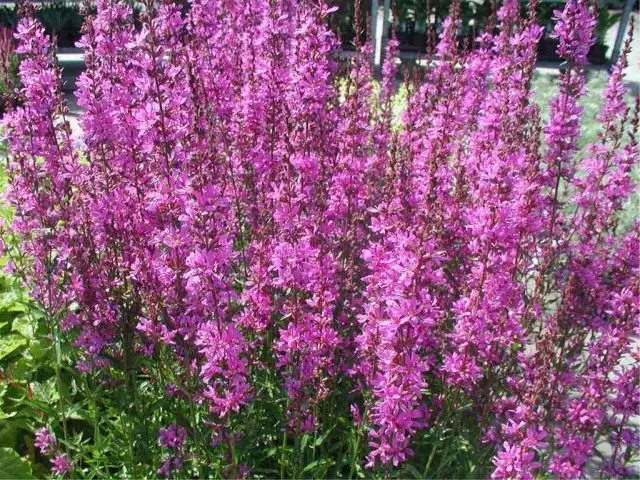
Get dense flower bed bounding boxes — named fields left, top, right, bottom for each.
left=1, top=0, right=638, bottom=478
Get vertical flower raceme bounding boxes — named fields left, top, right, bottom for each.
left=3, top=14, right=77, bottom=316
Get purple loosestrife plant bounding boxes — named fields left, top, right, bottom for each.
left=1, top=0, right=638, bottom=478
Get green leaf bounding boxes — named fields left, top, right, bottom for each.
left=402, top=463, right=424, bottom=479
left=0, top=291, right=27, bottom=312
left=0, top=411, right=16, bottom=421
left=300, top=433, right=310, bottom=451
left=300, top=459, right=334, bottom=475
left=0, top=334, right=27, bottom=361
left=314, top=424, right=335, bottom=446
left=7, top=358, right=31, bottom=381
left=0, top=448, right=35, bottom=479
left=31, top=378, right=60, bottom=404
left=0, top=312, right=18, bottom=328
left=0, top=425, right=18, bottom=450
left=265, top=447, right=279, bottom=458
left=28, top=339, right=49, bottom=361
left=11, top=316, right=35, bottom=340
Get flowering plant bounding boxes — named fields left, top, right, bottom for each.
left=1, top=0, right=638, bottom=478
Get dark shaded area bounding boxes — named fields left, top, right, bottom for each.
left=327, top=0, right=620, bottom=64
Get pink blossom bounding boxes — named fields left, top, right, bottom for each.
left=50, top=454, right=73, bottom=476
left=34, top=427, right=56, bottom=455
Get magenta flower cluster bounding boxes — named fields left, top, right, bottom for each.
left=34, top=427, right=56, bottom=456
left=157, top=424, right=188, bottom=477
left=3, top=0, right=638, bottom=477
left=34, top=427, right=73, bottom=476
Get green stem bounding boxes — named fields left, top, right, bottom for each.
left=423, top=441, right=438, bottom=478
left=348, top=427, right=361, bottom=480
left=435, top=440, right=453, bottom=479
left=280, top=429, right=288, bottom=479
left=46, top=249, right=68, bottom=446
left=84, top=374, right=100, bottom=451
left=312, top=404, right=318, bottom=462
left=53, top=322, right=68, bottom=444
left=294, top=431, right=301, bottom=479
left=122, top=308, right=139, bottom=476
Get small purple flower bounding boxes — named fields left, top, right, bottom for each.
left=491, top=442, right=539, bottom=480
left=50, top=454, right=73, bottom=476
left=166, top=382, right=179, bottom=397
left=157, top=456, right=184, bottom=477
left=350, top=403, right=362, bottom=425
left=237, top=464, right=250, bottom=479
left=34, top=427, right=56, bottom=455
left=158, top=424, right=187, bottom=449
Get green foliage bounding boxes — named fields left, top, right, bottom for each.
left=0, top=265, right=52, bottom=476
left=0, top=447, right=36, bottom=479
